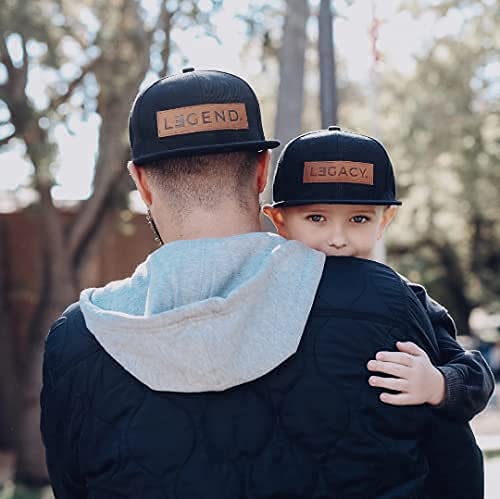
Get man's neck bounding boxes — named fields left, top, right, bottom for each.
left=155, top=205, right=262, bottom=243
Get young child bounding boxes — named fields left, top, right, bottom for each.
left=263, top=127, right=492, bottom=497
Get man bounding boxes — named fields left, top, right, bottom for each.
left=41, top=68, right=487, bottom=498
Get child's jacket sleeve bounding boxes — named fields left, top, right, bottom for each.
left=407, top=281, right=494, bottom=422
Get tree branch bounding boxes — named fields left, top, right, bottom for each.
left=0, top=33, right=29, bottom=100
left=61, top=24, right=89, bottom=51
left=69, top=0, right=154, bottom=266
left=68, top=154, right=125, bottom=266
left=0, top=35, right=14, bottom=74
left=49, top=58, right=99, bottom=111
left=153, top=0, right=168, bottom=35
left=19, top=35, right=29, bottom=90
left=0, top=85, right=8, bottom=102
left=158, top=1, right=172, bottom=77
left=0, top=130, right=15, bottom=147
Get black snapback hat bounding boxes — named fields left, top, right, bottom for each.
left=129, top=68, right=280, bottom=165
left=272, top=126, right=402, bottom=207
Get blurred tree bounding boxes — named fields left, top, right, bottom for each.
left=246, top=0, right=359, bottom=203
left=384, top=0, right=500, bottom=334
left=0, top=0, right=221, bottom=485
left=274, top=0, right=310, bottom=150
left=238, top=0, right=283, bottom=68
left=261, top=0, right=309, bottom=203
left=0, top=222, right=16, bottom=454
left=318, top=0, right=338, bottom=127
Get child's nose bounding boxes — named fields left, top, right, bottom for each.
left=327, top=226, right=347, bottom=248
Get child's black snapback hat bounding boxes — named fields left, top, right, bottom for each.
left=129, top=68, right=280, bottom=165
left=272, top=126, right=402, bottom=207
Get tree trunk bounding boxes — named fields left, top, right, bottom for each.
left=429, top=239, right=474, bottom=335
left=318, top=0, right=338, bottom=127
left=1, top=0, right=173, bottom=484
left=263, top=0, right=309, bottom=203
left=0, top=220, right=18, bottom=452
left=274, top=0, right=309, bottom=145
left=15, top=188, right=77, bottom=485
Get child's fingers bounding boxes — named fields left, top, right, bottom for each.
left=369, top=376, right=408, bottom=392
left=367, top=359, right=408, bottom=378
left=379, top=392, right=414, bottom=406
left=396, top=341, right=425, bottom=356
left=373, top=351, right=413, bottom=366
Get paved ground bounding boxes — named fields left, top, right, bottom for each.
left=485, top=456, right=500, bottom=499
left=472, top=387, right=500, bottom=498
left=471, top=398, right=500, bottom=437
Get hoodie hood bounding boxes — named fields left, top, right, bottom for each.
left=80, top=232, right=325, bottom=392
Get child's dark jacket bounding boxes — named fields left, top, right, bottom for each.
left=405, top=279, right=494, bottom=422
left=41, top=242, right=488, bottom=499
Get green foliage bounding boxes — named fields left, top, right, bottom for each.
left=238, top=0, right=285, bottom=67
left=0, top=0, right=224, bottom=197
left=383, top=0, right=500, bottom=329
left=0, top=1, right=65, bottom=69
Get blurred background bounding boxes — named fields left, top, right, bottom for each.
left=1, top=0, right=499, bottom=497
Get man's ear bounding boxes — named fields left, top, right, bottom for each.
left=262, top=205, right=287, bottom=235
left=128, top=161, right=153, bottom=206
left=377, top=206, right=398, bottom=239
left=256, top=150, right=271, bottom=194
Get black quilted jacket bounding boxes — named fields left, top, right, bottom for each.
left=41, top=257, right=484, bottom=499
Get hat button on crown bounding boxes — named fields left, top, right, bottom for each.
left=328, top=125, right=341, bottom=131
left=182, top=67, right=195, bottom=73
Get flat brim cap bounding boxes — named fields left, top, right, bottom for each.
left=129, top=68, right=279, bottom=165
left=272, top=127, right=402, bottom=206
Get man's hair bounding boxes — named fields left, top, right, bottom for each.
left=141, top=151, right=260, bottom=211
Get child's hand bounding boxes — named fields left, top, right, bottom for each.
left=366, top=341, right=446, bottom=406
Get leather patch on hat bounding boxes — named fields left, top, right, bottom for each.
left=157, top=103, right=249, bottom=137
left=303, top=161, right=374, bottom=185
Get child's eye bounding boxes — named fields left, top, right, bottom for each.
left=351, top=215, right=370, bottom=224
left=307, top=214, right=326, bottom=223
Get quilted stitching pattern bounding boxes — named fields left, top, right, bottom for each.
left=42, top=259, right=434, bottom=499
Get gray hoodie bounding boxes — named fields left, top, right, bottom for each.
left=80, top=232, right=325, bottom=393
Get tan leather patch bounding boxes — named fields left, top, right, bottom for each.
left=303, top=161, right=374, bottom=185
left=156, top=103, right=249, bottom=137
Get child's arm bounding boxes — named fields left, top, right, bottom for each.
left=367, top=281, right=494, bottom=422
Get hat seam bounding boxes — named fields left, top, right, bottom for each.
left=134, top=139, right=280, bottom=165
left=272, top=199, right=402, bottom=207
left=214, top=70, right=265, bottom=135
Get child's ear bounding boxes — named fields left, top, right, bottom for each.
left=262, top=205, right=287, bottom=235
left=377, top=206, right=398, bottom=239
